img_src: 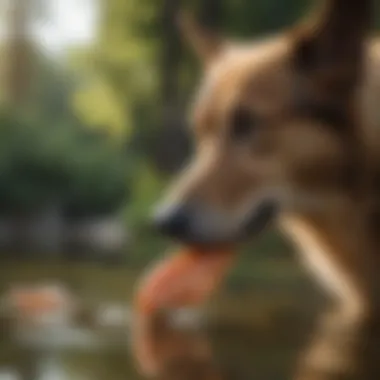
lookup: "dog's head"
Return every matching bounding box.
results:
[154,2,371,246]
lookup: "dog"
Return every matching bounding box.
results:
[154,1,380,379]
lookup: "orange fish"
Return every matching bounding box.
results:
[132,246,235,377]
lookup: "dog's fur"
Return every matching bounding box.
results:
[157,1,380,378]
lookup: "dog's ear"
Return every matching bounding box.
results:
[293,0,372,95]
[177,11,224,65]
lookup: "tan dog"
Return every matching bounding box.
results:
[154,1,380,379]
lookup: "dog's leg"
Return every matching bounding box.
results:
[295,308,380,380]
[284,210,380,380]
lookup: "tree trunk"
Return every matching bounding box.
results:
[152,0,185,174]
[153,0,224,175]
[6,0,32,108]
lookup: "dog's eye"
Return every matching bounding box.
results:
[230,108,256,140]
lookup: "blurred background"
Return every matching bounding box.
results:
[0,1,378,379]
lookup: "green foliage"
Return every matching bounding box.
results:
[69,0,161,138]
[124,162,165,228]
[223,0,312,37]
[0,111,129,216]
[61,127,130,217]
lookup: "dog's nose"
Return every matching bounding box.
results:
[153,203,192,239]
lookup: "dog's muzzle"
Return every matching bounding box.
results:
[152,199,278,246]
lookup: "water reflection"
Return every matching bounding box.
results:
[0,260,320,380]
[134,311,223,380]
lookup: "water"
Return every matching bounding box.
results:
[0,258,323,380]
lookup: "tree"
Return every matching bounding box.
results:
[4,0,35,108]
[70,0,160,139]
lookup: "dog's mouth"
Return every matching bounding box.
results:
[134,200,278,375]
[148,199,279,304]
[153,198,279,248]
[240,199,279,240]
[141,199,277,311]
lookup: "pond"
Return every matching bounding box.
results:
[0,258,324,380]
